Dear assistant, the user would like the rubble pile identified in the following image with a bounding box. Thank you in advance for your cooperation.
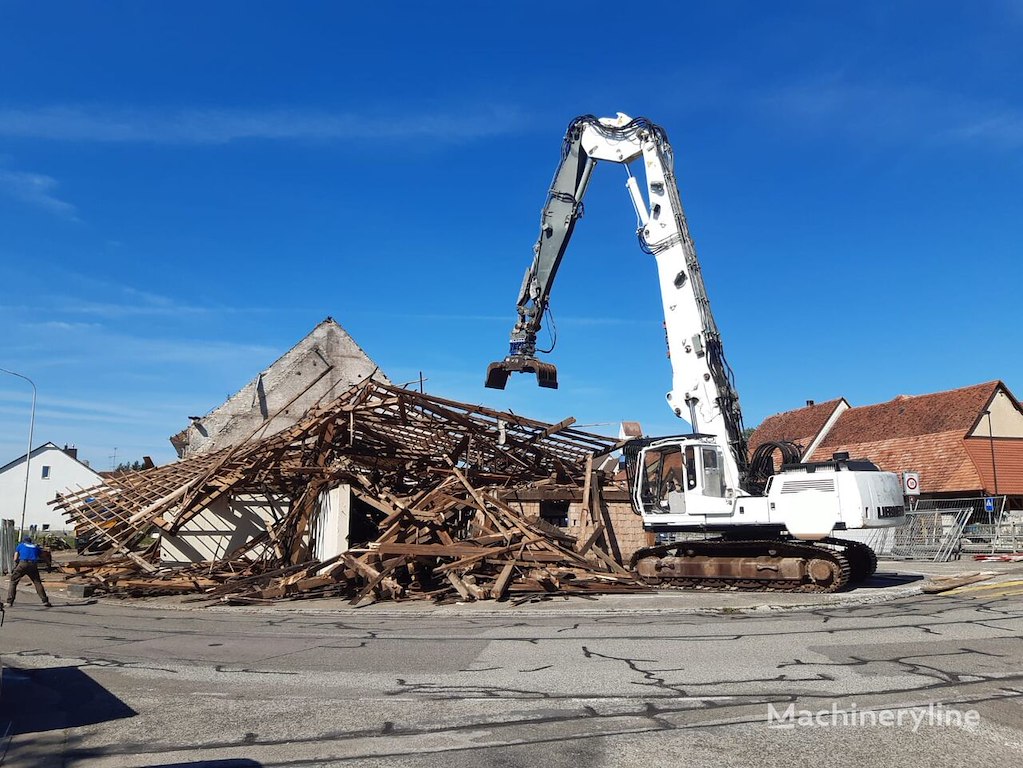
[55,379,645,605]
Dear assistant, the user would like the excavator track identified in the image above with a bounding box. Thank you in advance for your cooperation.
[821,537,878,582]
[630,538,853,593]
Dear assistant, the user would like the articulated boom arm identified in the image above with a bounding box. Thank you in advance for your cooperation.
[485,113,749,482]
[483,115,598,390]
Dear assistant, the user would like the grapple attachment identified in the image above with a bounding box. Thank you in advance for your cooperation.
[485,357,559,390]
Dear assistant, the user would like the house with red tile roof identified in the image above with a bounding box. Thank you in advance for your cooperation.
[750,398,849,461]
[749,381,1023,509]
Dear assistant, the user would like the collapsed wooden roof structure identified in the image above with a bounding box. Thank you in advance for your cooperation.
[55,378,645,604]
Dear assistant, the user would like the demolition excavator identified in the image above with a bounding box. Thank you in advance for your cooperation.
[486,113,905,592]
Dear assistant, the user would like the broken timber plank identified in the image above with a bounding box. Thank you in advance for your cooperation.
[580,456,594,523]
[920,572,994,594]
[576,522,605,556]
[446,572,472,600]
[350,561,402,605]
[492,562,516,601]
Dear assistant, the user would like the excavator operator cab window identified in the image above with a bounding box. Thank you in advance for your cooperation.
[640,450,662,506]
[661,449,684,495]
[684,446,697,491]
[640,445,686,513]
[701,447,726,498]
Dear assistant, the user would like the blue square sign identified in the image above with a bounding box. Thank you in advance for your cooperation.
[985,497,995,513]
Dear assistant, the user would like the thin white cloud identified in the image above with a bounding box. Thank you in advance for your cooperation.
[0,168,78,219]
[125,336,279,366]
[0,403,168,429]
[949,112,1023,149]
[20,321,103,332]
[58,299,219,318]
[762,78,1023,150]
[0,389,191,421]
[0,104,528,145]
[7,297,227,319]
[1000,0,1023,23]
[374,312,649,326]
[3,269,274,318]
[31,331,277,367]
[558,315,652,327]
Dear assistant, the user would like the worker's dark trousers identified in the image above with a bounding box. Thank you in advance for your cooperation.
[7,561,49,605]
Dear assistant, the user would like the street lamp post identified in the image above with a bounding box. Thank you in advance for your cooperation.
[985,409,1000,497]
[0,368,36,538]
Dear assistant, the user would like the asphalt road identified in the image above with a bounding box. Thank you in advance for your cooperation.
[2,580,1022,768]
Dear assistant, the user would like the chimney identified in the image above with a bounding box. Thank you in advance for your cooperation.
[806,400,815,407]
[63,444,78,460]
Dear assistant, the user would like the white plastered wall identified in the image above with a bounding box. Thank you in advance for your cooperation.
[313,484,352,561]
[0,445,102,532]
[968,388,1023,438]
[159,493,289,565]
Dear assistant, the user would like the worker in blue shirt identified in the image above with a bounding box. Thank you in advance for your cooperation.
[7,535,51,607]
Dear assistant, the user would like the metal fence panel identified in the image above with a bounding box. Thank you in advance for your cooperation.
[866,496,1019,562]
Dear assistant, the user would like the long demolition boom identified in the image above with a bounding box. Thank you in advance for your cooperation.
[485,113,750,483]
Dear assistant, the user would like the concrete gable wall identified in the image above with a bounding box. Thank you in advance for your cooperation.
[172,318,388,458]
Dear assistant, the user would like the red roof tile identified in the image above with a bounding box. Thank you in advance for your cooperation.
[818,381,999,446]
[750,399,845,454]
[619,421,643,438]
[750,381,1023,496]
[808,431,983,493]
[964,438,1023,495]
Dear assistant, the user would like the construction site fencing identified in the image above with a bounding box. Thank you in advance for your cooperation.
[864,496,1017,562]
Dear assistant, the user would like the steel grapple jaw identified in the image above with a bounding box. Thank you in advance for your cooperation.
[485,357,559,390]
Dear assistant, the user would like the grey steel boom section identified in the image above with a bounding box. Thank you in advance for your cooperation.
[485,116,596,391]
[485,114,749,479]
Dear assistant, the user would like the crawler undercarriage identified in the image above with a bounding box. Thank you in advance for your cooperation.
[630,536,878,593]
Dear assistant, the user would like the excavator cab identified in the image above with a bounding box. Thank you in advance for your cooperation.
[624,436,733,521]
[636,444,688,515]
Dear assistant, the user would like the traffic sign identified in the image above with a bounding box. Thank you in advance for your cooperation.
[985,497,995,513]
[903,472,920,495]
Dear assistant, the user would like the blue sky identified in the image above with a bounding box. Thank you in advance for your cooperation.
[1,1,1021,470]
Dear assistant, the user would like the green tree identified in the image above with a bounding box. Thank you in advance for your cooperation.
[114,460,147,472]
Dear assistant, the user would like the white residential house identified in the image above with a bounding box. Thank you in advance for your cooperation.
[0,443,103,532]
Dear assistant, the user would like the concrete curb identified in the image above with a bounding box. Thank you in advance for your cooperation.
[76,581,926,620]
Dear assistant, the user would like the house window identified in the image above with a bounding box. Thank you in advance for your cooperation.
[41,465,51,480]
[539,500,570,528]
